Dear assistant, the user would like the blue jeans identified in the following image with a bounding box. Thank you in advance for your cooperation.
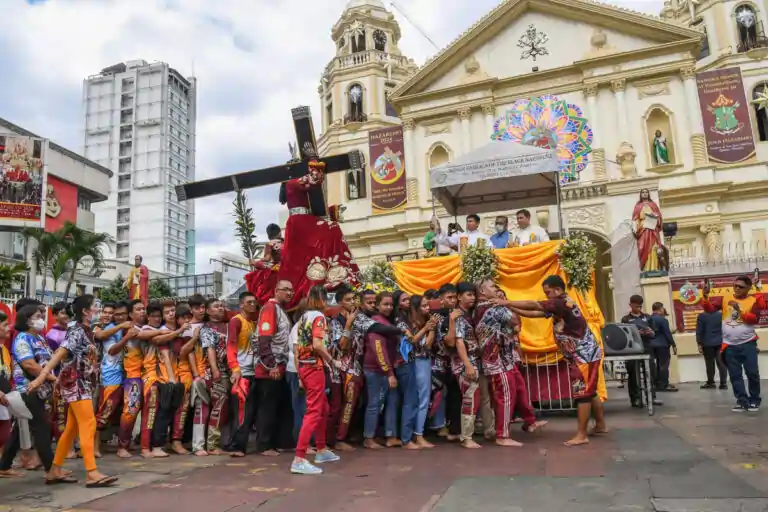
[385,362,418,443]
[286,372,306,441]
[724,341,761,407]
[413,358,432,436]
[364,370,389,439]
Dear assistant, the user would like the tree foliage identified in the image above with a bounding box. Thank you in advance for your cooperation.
[56,221,115,300]
[0,262,29,296]
[99,275,129,303]
[149,279,173,299]
[232,190,259,260]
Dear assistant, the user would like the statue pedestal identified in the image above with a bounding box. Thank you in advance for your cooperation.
[639,275,680,384]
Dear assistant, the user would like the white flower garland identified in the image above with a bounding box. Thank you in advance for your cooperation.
[556,232,597,293]
[460,244,499,283]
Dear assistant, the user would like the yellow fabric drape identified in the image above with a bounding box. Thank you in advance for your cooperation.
[392,241,607,400]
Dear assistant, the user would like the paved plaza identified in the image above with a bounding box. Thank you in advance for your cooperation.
[0,383,766,512]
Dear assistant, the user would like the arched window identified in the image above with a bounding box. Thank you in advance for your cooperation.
[752,83,768,141]
[337,36,346,53]
[735,5,761,52]
[429,145,450,169]
[346,83,366,123]
[351,30,366,53]
[346,168,366,200]
[373,30,387,52]
[384,90,397,117]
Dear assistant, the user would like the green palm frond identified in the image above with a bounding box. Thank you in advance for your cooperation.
[232,191,259,260]
[0,262,29,295]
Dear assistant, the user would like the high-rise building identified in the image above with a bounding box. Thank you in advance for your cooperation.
[82,59,196,276]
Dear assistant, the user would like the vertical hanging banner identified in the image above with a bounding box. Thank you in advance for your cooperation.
[696,67,756,164]
[0,135,47,228]
[368,126,407,214]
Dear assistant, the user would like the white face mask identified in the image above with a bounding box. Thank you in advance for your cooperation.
[30,318,46,331]
[495,224,506,234]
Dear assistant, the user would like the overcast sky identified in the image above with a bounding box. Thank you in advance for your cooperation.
[4,0,663,272]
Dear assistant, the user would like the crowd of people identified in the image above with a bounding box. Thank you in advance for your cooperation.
[0,272,607,482]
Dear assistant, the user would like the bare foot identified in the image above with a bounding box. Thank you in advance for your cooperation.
[461,439,482,449]
[65,450,78,460]
[446,434,460,442]
[172,442,190,455]
[403,442,422,450]
[364,439,384,450]
[415,436,434,448]
[116,449,132,459]
[335,442,356,452]
[208,448,225,456]
[484,432,497,441]
[229,451,245,458]
[589,423,609,436]
[0,469,24,477]
[151,448,170,458]
[140,450,154,459]
[94,452,103,459]
[495,438,523,447]
[385,438,402,448]
[436,427,449,438]
[194,450,208,456]
[564,436,590,447]
[524,420,548,433]
[259,449,279,457]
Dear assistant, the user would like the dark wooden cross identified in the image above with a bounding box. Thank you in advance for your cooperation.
[175,106,365,217]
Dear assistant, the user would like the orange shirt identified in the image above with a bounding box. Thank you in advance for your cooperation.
[141,325,169,384]
[123,325,144,379]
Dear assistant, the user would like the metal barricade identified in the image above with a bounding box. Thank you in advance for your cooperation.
[519,351,576,412]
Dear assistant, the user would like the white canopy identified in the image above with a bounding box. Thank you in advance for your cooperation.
[430,140,559,216]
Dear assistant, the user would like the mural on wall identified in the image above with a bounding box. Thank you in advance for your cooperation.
[491,95,593,184]
[0,135,46,227]
[45,176,79,233]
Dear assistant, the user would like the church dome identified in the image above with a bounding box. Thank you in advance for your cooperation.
[345,0,386,9]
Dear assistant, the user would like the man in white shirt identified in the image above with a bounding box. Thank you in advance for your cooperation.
[436,214,491,251]
[510,209,549,247]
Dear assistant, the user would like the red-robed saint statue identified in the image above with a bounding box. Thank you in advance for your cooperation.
[125,255,150,305]
[632,188,664,274]
[244,160,359,309]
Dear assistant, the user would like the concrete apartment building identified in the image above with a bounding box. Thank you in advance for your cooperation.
[82,60,197,276]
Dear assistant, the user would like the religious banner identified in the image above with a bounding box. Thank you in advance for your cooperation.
[368,126,407,214]
[0,135,47,228]
[696,67,756,164]
[670,272,768,332]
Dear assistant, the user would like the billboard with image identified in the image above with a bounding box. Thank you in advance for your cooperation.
[0,135,47,228]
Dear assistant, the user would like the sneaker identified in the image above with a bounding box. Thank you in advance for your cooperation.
[732,404,748,413]
[719,383,728,390]
[748,404,760,412]
[290,458,323,475]
[700,383,715,389]
[314,449,340,464]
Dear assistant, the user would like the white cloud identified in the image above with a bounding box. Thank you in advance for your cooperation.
[2,0,662,274]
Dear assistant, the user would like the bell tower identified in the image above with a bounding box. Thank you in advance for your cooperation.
[318,0,417,209]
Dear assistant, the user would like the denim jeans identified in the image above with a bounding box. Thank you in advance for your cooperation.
[385,362,418,444]
[724,341,761,407]
[413,358,432,436]
[286,372,306,442]
[363,370,389,439]
[430,371,448,430]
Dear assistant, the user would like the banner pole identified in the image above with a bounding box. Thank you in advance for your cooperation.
[556,172,567,238]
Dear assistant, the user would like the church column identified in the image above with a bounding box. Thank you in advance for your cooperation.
[611,79,629,144]
[458,106,472,154]
[681,66,708,168]
[584,83,607,181]
[482,104,496,137]
[403,118,419,206]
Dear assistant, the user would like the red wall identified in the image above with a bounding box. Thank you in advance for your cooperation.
[45,175,78,233]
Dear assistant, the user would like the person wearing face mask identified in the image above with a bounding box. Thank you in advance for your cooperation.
[30,295,118,488]
[490,216,511,249]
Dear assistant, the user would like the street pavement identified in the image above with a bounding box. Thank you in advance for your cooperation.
[0,382,766,512]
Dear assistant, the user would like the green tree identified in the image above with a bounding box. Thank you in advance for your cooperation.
[149,279,173,299]
[0,262,29,295]
[99,275,129,303]
[56,221,115,300]
[233,190,259,260]
[23,227,65,296]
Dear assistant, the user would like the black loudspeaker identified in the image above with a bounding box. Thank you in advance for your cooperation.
[602,323,646,356]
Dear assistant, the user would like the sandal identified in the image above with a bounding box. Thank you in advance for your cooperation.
[85,475,119,488]
[45,475,79,485]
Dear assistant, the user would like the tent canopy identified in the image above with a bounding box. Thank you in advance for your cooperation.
[430,140,559,216]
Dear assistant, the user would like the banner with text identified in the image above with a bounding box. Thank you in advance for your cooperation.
[0,135,47,228]
[368,126,407,214]
[671,272,768,332]
[696,67,756,164]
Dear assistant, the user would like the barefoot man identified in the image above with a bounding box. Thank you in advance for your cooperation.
[500,275,606,446]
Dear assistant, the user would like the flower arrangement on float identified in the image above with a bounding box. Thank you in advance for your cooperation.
[460,243,499,283]
[556,232,597,293]
[356,259,399,294]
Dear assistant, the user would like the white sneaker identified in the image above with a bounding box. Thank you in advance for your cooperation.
[290,458,323,475]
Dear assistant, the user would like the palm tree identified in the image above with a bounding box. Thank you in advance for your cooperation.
[23,227,65,297]
[56,221,115,300]
[0,262,29,296]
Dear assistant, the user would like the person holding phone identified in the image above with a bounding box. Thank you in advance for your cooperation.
[620,295,658,408]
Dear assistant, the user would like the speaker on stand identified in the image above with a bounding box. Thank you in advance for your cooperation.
[602,323,645,356]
